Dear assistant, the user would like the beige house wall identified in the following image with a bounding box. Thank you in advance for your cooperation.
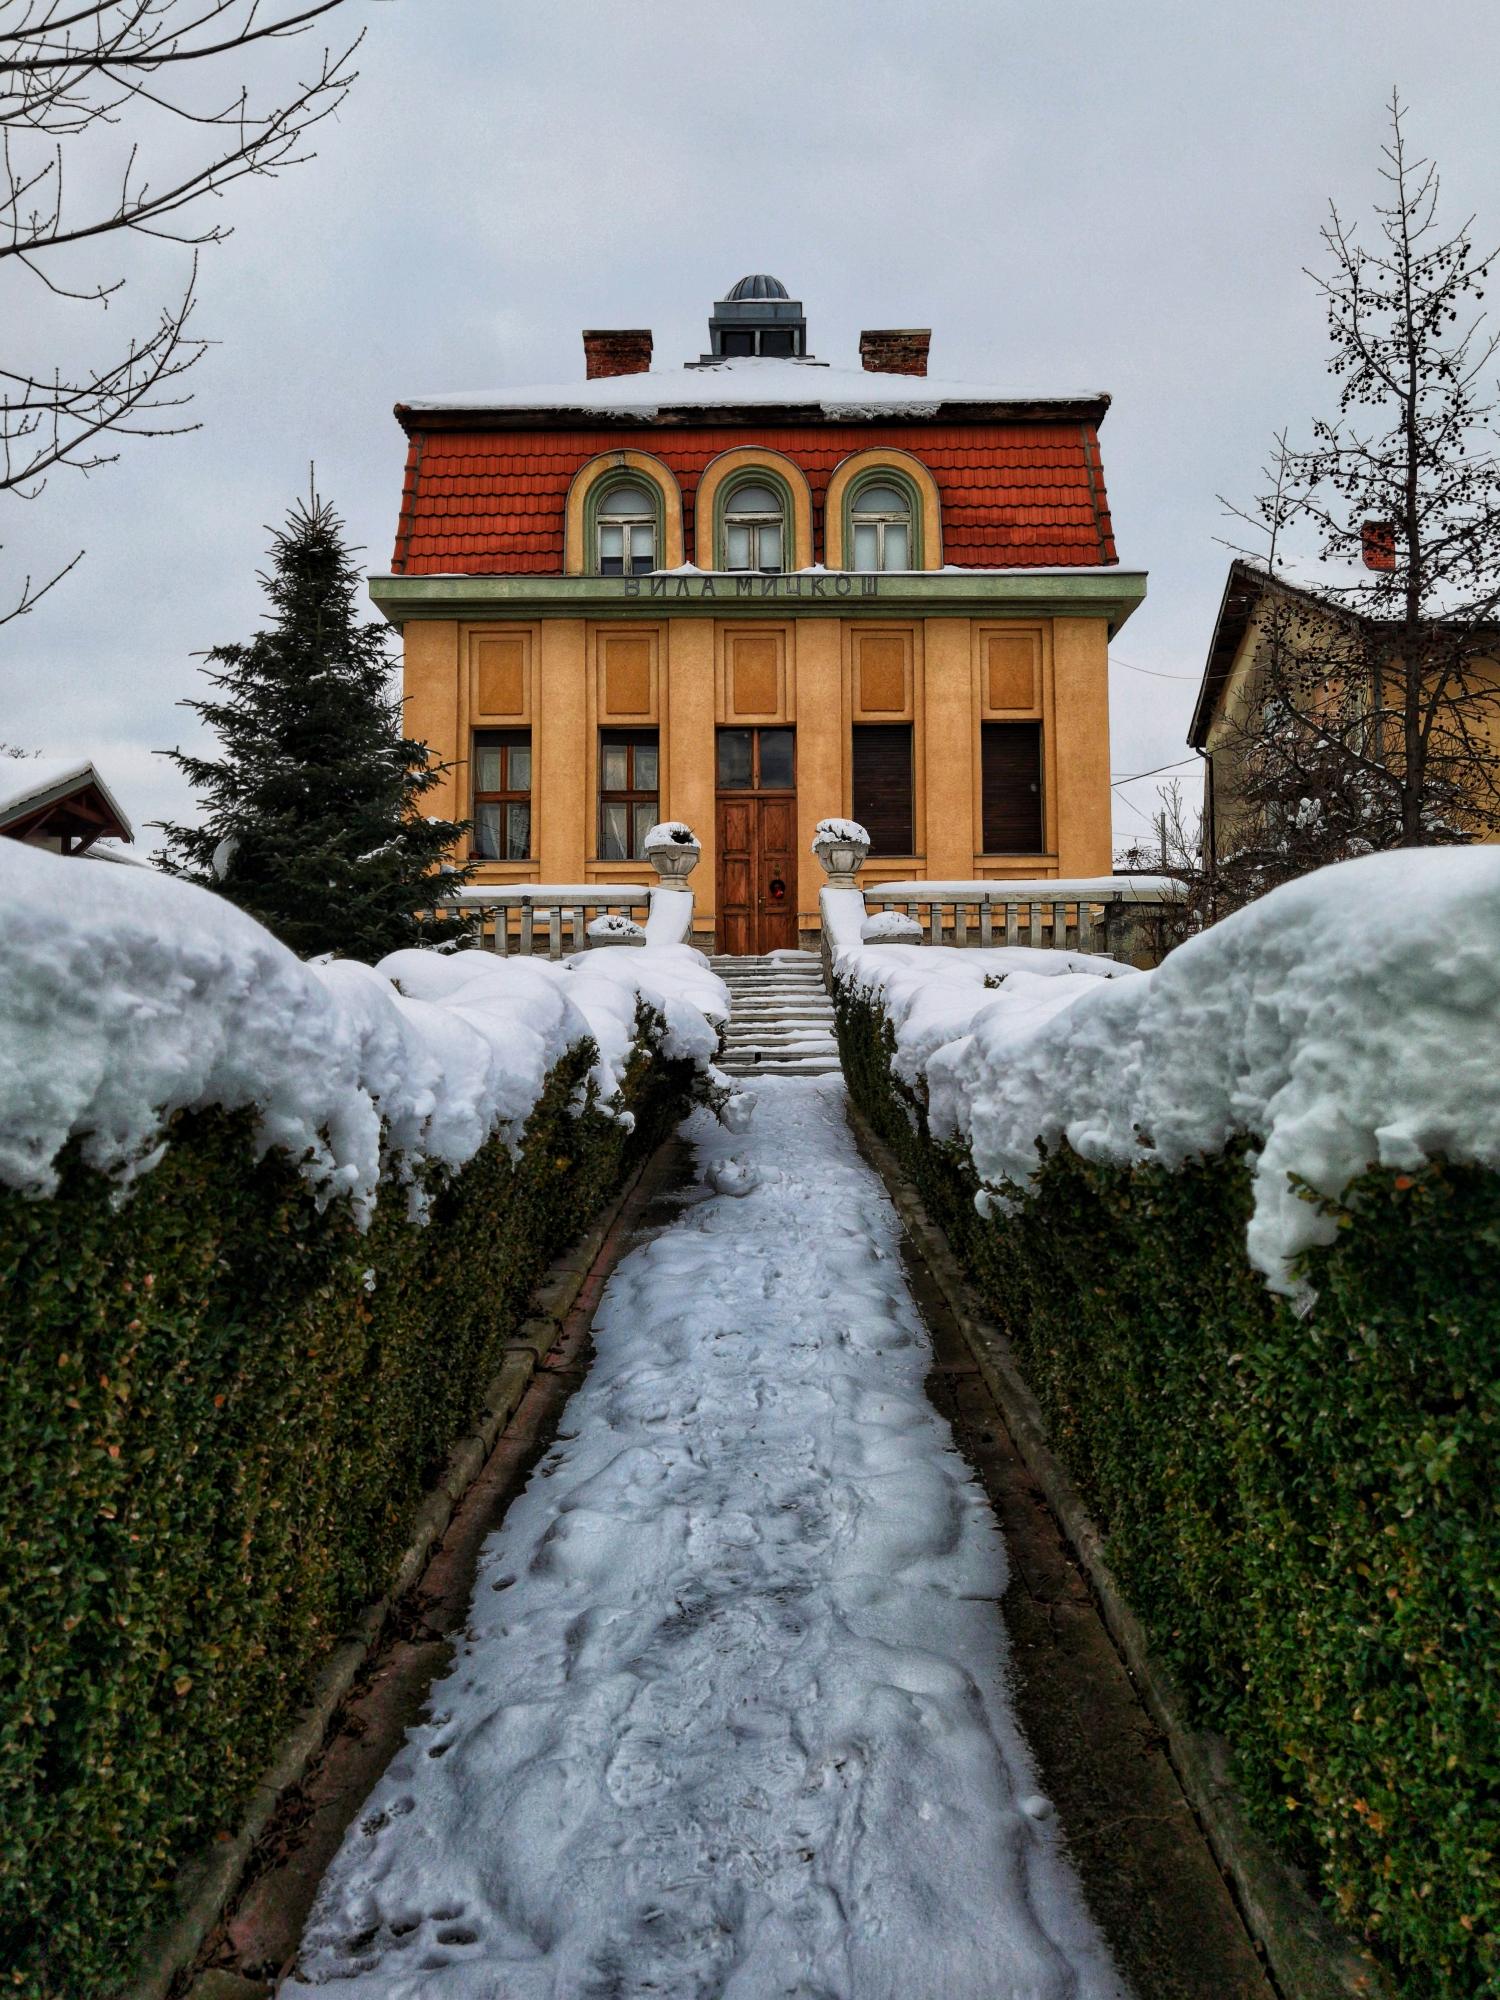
[401,609,1115,938]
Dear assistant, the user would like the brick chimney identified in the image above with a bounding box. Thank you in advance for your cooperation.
[1361,519,1396,571]
[582,328,653,379]
[859,328,931,377]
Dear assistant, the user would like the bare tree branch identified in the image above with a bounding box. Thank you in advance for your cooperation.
[1,0,365,620]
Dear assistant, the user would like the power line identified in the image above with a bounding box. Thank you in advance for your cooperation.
[1110,755,1201,784]
[1108,654,1200,682]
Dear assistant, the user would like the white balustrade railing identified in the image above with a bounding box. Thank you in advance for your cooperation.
[860,876,1184,954]
[425,886,660,958]
[425,826,703,958]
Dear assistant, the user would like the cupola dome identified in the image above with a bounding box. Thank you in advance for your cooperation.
[692,276,812,365]
[726,273,790,301]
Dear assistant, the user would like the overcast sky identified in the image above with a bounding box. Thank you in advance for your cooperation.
[6,0,1500,853]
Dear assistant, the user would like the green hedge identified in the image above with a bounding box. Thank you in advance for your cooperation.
[836,980,1500,1999]
[0,1018,695,1999]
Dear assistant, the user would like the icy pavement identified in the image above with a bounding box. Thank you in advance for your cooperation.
[288,1077,1127,2000]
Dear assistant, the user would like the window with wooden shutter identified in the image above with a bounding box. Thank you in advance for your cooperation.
[852,723,914,856]
[981,722,1043,853]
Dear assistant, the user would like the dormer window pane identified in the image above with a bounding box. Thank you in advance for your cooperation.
[724,483,786,573]
[596,484,656,576]
[851,482,914,572]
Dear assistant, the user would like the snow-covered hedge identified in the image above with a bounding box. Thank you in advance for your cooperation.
[0,843,730,1997]
[835,849,1500,1295]
[0,840,730,1212]
[832,850,1500,1997]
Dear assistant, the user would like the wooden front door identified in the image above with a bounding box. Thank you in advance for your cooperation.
[716,728,797,954]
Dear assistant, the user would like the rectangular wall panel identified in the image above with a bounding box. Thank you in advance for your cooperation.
[731,634,780,717]
[855,630,914,716]
[983,629,1041,714]
[471,632,530,719]
[599,630,656,719]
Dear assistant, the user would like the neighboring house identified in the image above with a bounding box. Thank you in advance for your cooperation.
[1188,557,1500,868]
[0,758,135,857]
[374,276,1146,953]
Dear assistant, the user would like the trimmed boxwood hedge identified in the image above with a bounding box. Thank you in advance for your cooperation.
[836,979,1500,1999]
[1,1017,695,1999]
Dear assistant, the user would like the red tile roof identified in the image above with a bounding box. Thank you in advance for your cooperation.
[391,421,1118,574]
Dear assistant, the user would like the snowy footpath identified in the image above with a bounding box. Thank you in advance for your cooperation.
[289,1078,1126,2000]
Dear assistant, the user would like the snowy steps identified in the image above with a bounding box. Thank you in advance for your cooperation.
[711,951,841,1076]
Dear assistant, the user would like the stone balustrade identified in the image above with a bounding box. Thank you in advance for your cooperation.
[810,817,1185,964]
[430,828,702,958]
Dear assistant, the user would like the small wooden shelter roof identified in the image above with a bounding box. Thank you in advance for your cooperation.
[0,757,134,851]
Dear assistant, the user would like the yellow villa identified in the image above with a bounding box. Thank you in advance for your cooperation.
[371,278,1146,952]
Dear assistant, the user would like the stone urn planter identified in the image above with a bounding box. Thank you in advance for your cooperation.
[642,821,701,888]
[811,817,870,889]
[587,913,647,948]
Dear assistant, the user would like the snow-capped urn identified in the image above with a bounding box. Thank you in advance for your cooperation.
[642,821,700,887]
[586,912,647,947]
[860,910,923,945]
[812,818,870,888]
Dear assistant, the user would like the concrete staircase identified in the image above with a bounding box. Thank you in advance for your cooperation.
[710,951,842,1078]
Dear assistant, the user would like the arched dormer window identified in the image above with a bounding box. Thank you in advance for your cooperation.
[566,453,682,576]
[850,482,912,571]
[723,481,785,573]
[696,449,812,571]
[824,451,941,571]
[596,482,656,576]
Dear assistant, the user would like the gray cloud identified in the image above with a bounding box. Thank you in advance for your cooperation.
[4,0,1498,851]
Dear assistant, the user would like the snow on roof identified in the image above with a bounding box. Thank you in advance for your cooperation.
[400,357,1108,422]
[0,756,134,839]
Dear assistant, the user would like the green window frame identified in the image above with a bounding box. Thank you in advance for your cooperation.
[843,466,925,572]
[585,473,667,577]
[714,466,798,573]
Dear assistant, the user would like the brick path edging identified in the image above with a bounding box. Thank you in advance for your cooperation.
[845,1097,1393,2000]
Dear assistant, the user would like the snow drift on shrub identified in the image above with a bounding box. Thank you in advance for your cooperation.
[835,849,1500,1293]
[0,841,728,1214]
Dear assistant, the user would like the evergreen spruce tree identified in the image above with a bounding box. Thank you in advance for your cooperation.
[160,494,471,958]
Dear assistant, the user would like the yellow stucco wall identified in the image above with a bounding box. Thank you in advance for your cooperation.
[401,609,1114,937]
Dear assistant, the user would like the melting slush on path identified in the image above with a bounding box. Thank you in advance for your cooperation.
[289,1077,1127,1999]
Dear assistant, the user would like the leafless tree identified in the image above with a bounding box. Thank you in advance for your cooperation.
[1,0,365,622]
[1218,91,1500,879]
